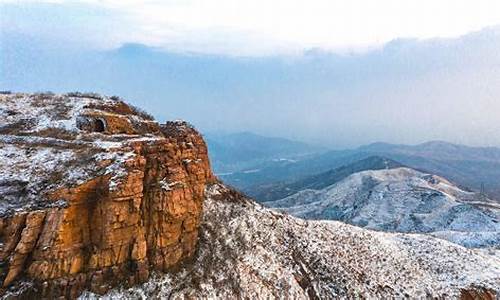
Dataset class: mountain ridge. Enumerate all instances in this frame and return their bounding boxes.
[266,167,500,248]
[206,131,325,174]
[249,156,404,201]
[358,140,500,162]
[219,138,500,200]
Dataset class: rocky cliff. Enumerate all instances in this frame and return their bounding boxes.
[0,93,214,298]
[85,183,499,299]
[1,93,499,300]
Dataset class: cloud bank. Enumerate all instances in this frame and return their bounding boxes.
[2,0,500,55]
[2,1,500,148]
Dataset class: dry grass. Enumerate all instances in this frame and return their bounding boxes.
[33,128,77,140]
[65,91,104,100]
[30,94,73,120]
[129,104,155,121]
[85,97,155,121]
[0,119,36,135]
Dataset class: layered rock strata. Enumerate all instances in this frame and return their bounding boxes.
[0,93,214,298]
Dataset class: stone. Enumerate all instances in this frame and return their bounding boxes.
[0,94,215,298]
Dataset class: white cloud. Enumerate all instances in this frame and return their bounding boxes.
[4,0,500,55]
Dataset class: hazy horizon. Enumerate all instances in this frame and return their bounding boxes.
[2,1,500,148]
[206,130,500,151]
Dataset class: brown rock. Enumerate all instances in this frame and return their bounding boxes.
[0,108,214,299]
[460,288,497,300]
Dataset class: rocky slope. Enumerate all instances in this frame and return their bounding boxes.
[266,167,500,248]
[82,183,500,299]
[1,93,499,299]
[0,93,214,298]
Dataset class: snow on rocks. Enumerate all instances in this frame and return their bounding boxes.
[0,92,161,216]
[0,141,87,216]
[0,137,140,215]
[0,92,114,133]
[81,183,500,299]
[93,150,137,191]
[266,167,500,248]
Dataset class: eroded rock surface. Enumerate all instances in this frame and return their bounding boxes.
[0,93,214,298]
[83,183,500,299]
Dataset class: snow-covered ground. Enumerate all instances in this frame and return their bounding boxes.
[81,183,500,299]
[265,167,500,248]
[0,93,160,216]
[0,92,116,132]
[3,93,499,298]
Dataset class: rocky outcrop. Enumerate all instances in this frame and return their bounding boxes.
[86,183,499,299]
[0,93,214,298]
[1,93,499,299]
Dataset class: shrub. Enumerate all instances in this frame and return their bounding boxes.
[129,104,155,121]
[0,119,36,134]
[66,92,103,100]
[32,91,55,100]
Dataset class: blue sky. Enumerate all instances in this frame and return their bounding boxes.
[1,1,500,147]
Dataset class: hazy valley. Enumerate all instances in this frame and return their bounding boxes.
[210,133,500,202]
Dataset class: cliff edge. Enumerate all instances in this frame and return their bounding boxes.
[0,92,214,298]
[0,92,498,300]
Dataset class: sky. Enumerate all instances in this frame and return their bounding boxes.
[2,1,500,148]
[3,0,500,55]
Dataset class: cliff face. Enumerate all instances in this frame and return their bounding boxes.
[0,93,214,298]
[86,183,500,300]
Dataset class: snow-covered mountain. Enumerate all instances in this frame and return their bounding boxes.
[265,167,500,248]
[82,183,499,299]
[221,139,500,201]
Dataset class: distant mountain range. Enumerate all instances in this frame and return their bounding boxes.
[205,132,326,174]
[359,141,500,162]
[265,167,500,248]
[207,135,500,248]
[213,137,500,201]
[251,156,404,202]
[357,141,500,199]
